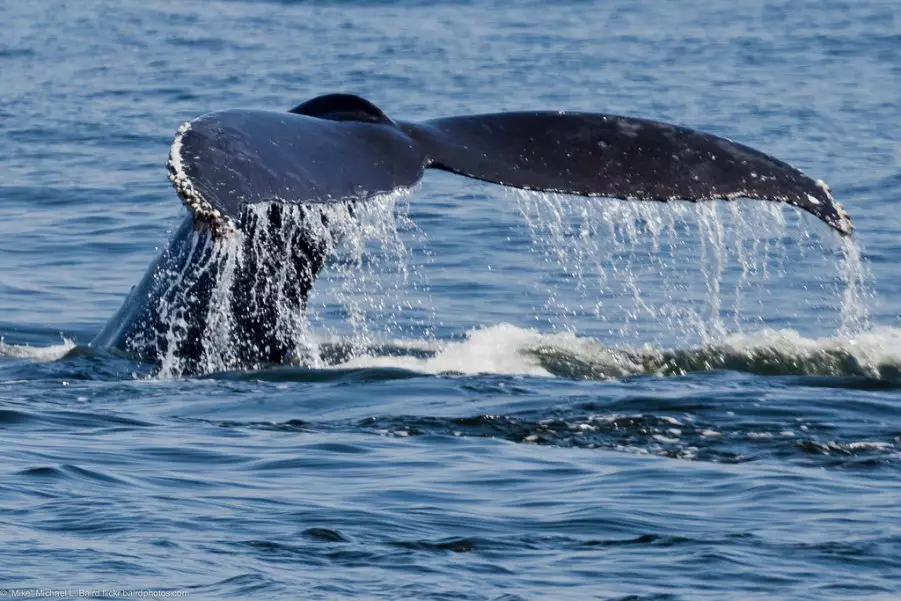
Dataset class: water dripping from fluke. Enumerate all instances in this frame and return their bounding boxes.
[513,191,874,349]
[101,191,429,379]
[86,186,876,380]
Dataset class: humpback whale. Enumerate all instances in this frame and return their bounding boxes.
[91,93,854,374]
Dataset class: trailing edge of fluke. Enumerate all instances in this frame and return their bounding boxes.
[167,93,853,237]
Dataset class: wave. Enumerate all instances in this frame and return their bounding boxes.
[4,324,900,383]
[327,323,901,383]
[0,337,75,363]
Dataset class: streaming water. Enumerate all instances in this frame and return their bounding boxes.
[514,191,871,346]
[145,193,431,377]
[128,188,883,384]
[837,235,873,336]
[308,190,434,349]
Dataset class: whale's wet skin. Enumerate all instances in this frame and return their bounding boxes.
[3,0,901,598]
[92,197,421,377]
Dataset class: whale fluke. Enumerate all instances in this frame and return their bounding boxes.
[95,93,854,375]
[168,93,852,237]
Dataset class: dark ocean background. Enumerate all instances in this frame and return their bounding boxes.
[2,0,900,599]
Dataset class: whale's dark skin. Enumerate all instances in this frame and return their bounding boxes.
[92,94,853,373]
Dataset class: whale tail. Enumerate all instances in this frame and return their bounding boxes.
[169,94,851,238]
[98,94,855,374]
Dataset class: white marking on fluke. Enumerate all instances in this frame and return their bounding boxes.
[813,178,853,235]
[167,120,237,238]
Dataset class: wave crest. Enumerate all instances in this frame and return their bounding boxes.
[334,324,901,382]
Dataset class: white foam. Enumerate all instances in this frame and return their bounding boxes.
[339,323,552,376]
[329,323,901,381]
[0,338,75,362]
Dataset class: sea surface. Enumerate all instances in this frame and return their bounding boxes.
[2,0,901,599]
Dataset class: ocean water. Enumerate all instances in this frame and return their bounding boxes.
[2,0,901,599]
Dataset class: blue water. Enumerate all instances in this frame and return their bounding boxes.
[2,0,901,598]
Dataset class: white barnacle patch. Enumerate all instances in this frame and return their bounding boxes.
[812,178,854,234]
[806,193,821,206]
[167,120,237,238]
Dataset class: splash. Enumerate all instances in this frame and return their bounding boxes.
[0,337,75,362]
[127,188,873,378]
[334,323,901,383]
[339,323,550,376]
[147,191,430,377]
[307,191,433,354]
[837,235,872,336]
